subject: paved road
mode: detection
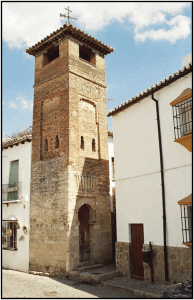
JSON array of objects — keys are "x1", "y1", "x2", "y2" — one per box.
[{"x1": 2, "y1": 269, "x2": 137, "y2": 298}]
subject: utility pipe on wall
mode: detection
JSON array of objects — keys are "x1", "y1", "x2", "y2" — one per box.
[{"x1": 151, "y1": 93, "x2": 169, "y2": 282}]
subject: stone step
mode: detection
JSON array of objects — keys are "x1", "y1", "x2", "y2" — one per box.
[
  {"x1": 76, "y1": 260, "x2": 95, "y2": 268},
  {"x1": 69, "y1": 264, "x2": 121, "y2": 284},
  {"x1": 75, "y1": 264, "x2": 103, "y2": 272}
]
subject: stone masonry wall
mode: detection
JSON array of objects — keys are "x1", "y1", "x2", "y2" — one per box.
[
  {"x1": 143, "y1": 244, "x2": 192, "y2": 284},
  {"x1": 115, "y1": 242, "x2": 131, "y2": 277},
  {"x1": 116, "y1": 242, "x2": 192, "y2": 284}
]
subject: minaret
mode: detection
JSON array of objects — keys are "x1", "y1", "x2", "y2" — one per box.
[{"x1": 26, "y1": 16, "x2": 114, "y2": 274}]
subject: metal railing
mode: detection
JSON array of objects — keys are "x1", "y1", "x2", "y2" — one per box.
[
  {"x1": 172, "y1": 96, "x2": 192, "y2": 140},
  {"x1": 2, "y1": 182, "x2": 22, "y2": 201},
  {"x1": 180, "y1": 205, "x2": 192, "y2": 243},
  {"x1": 2, "y1": 221, "x2": 17, "y2": 250}
]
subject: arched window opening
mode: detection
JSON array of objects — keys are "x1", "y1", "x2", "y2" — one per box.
[
  {"x1": 45, "y1": 138, "x2": 48, "y2": 153},
  {"x1": 92, "y1": 138, "x2": 96, "y2": 152},
  {"x1": 81, "y1": 136, "x2": 84, "y2": 150},
  {"x1": 55, "y1": 135, "x2": 59, "y2": 148}
]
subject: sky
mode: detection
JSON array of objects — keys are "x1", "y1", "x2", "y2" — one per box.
[{"x1": 2, "y1": 2, "x2": 192, "y2": 137}]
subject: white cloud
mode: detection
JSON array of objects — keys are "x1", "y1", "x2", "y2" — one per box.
[
  {"x1": 9, "y1": 96, "x2": 33, "y2": 111},
  {"x1": 2, "y1": 2, "x2": 191, "y2": 48},
  {"x1": 17, "y1": 96, "x2": 33, "y2": 111},
  {"x1": 9, "y1": 101, "x2": 18, "y2": 109},
  {"x1": 135, "y1": 15, "x2": 191, "y2": 43}
]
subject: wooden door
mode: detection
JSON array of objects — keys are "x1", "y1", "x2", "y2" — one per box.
[
  {"x1": 131, "y1": 224, "x2": 144, "y2": 279},
  {"x1": 78, "y1": 205, "x2": 90, "y2": 262}
]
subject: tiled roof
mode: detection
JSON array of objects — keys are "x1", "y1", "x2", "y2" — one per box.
[
  {"x1": 2, "y1": 127, "x2": 32, "y2": 149},
  {"x1": 26, "y1": 21, "x2": 114, "y2": 56},
  {"x1": 108, "y1": 63, "x2": 192, "y2": 117}
]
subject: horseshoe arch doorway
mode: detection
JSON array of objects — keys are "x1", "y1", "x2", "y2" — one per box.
[{"x1": 78, "y1": 204, "x2": 91, "y2": 262}]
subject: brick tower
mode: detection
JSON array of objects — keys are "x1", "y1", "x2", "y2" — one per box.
[{"x1": 26, "y1": 21, "x2": 114, "y2": 274}]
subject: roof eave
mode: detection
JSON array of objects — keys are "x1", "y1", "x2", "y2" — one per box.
[
  {"x1": 26, "y1": 24, "x2": 114, "y2": 56},
  {"x1": 2, "y1": 137, "x2": 32, "y2": 149}
]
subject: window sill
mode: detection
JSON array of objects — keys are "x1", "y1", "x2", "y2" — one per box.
[
  {"x1": 2, "y1": 200, "x2": 21, "y2": 204},
  {"x1": 79, "y1": 57, "x2": 96, "y2": 67},
  {"x1": 2, "y1": 248, "x2": 17, "y2": 251},
  {"x1": 183, "y1": 242, "x2": 192, "y2": 249},
  {"x1": 174, "y1": 134, "x2": 192, "y2": 152}
]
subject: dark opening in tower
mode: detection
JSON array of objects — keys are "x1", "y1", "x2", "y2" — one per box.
[
  {"x1": 81, "y1": 136, "x2": 84, "y2": 150},
  {"x1": 43, "y1": 45, "x2": 59, "y2": 65}
]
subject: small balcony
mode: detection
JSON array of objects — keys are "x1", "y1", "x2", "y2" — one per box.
[{"x1": 2, "y1": 182, "x2": 22, "y2": 202}]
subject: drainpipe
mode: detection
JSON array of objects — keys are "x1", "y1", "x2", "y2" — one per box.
[{"x1": 151, "y1": 93, "x2": 169, "y2": 282}]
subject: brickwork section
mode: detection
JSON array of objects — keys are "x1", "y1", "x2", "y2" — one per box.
[
  {"x1": 116, "y1": 242, "x2": 192, "y2": 284},
  {"x1": 29, "y1": 31, "x2": 112, "y2": 275}
]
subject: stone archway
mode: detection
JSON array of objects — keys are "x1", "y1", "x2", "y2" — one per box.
[{"x1": 78, "y1": 204, "x2": 91, "y2": 262}]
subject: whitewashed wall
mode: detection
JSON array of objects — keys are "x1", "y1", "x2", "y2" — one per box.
[
  {"x1": 2, "y1": 141, "x2": 31, "y2": 272},
  {"x1": 108, "y1": 135, "x2": 115, "y2": 212},
  {"x1": 112, "y1": 72, "x2": 192, "y2": 248}
]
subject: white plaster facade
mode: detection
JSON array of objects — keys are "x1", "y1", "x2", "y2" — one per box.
[
  {"x1": 108, "y1": 132, "x2": 115, "y2": 212},
  {"x1": 2, "y1": 140, "x2": 31, "y2": 272},
  {"x1": 111, "y1": 58, "x2": 192, "y2": 249}
]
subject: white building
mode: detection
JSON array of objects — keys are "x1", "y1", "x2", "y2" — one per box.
[
  {"x1": 108, "y1": 55, "x2": 192, "y2": 284},
  {"x1": 108, "y1": 131, "x2": 116, "y2": 259},
  {"x1": 2, "y1": 129, "x2": 32, "y2": 272},
  {"x1": 108, "y1": 131, "x2": 115, "y2": 212}
]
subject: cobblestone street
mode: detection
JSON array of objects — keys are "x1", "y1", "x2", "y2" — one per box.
[{"x1": 2, "y1": 269, "x2": 137, "y2": 298}]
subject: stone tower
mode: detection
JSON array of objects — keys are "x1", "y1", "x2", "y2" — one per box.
[{"x1": 26, "y1": 21, "x2": 114, "y2": 274}]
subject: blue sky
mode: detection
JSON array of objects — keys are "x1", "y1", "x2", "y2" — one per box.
[{"x1": 2, "y1": 2, "x2": 192, "y2": 136}]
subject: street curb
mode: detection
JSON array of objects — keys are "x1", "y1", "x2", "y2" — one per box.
[{"x1": 101, "y1": 281, "x2": 163, "y2": 298}]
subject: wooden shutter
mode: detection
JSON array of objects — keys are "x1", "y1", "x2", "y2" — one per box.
[
  {"x1": 8, "y1": 160, "x2": 19, "y2": 200},
  {"x1": 9, "y1": 160, "x2": 19, "y2": 183}
]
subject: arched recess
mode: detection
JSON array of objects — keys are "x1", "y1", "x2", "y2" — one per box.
[
  {"x1": 79, "y1": 97, "x2": 99, "y2": 158},
  {"x1": 78, "y1": 204, "x2": 92, "y2": 262}
]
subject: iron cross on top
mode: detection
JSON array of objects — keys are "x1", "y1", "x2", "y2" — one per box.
[{"x1": 60, "y1": 6, "x2": 77, "y2": 22}]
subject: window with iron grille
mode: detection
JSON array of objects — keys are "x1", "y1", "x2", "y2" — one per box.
[
  {"x1": 172, "y1": 96, "x2": 192, "y2": 140},
  {"x1": 2, "y1": 221, "x2": 17, "y2": 250},
  {"x1": 180, "y1": 205, "x2": 192, "y2": 244}
]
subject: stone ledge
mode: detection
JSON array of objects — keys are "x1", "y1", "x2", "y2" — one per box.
[
  {"x1": 101, "y1": 281, "x2": 163, "y2": 298},
  {"x1": 28, "y1": 271, "x2": 50, "y2": 277}
]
